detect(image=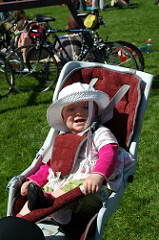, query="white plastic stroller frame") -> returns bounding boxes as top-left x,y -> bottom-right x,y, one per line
6,61 -> 153,240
